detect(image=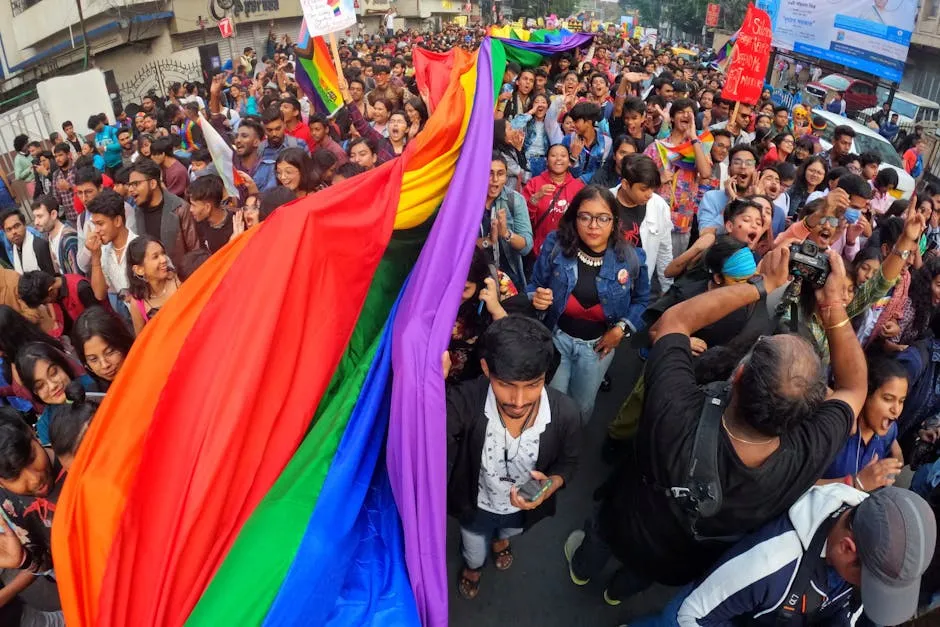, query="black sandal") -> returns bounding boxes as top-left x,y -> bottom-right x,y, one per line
492,540 -> 514,571
457,566 -> 482,600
